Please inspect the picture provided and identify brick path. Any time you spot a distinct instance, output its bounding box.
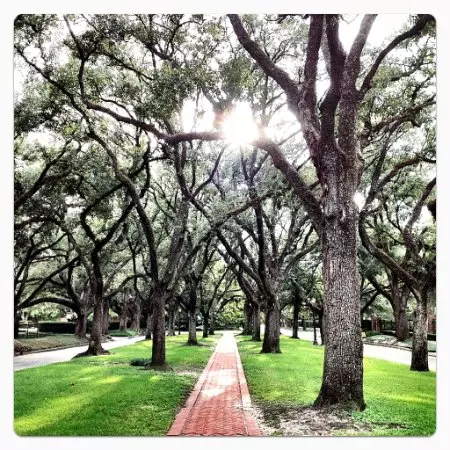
[167,331,262,436]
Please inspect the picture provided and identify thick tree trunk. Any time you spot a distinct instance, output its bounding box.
[145,311,153,340]
[261,301,280,353]
[314,197,364,410]
[119,301,128,331]
[252,303,261,341]
[102,298,110,335]
[410,290,429,371]
[209,312,215,335]
[167,298,176,336]
[148,284,168,368]
[202,313,209,338]
[243,300,254,335]
[129,310,138,332]
[187,309,198,345]
[394,305,409,342]
[390,274,410,342]
[81,282,108,356]
[292,299,300,339]
[75,311,88,338]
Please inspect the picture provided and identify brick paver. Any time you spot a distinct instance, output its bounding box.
[167,331,262,436]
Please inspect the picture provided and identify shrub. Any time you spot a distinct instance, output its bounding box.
[108,321,121,331]
[109,329,140,337]
[38,322,76,334]
[364,330,381,338]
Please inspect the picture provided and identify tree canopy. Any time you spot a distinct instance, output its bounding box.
[14,14,435,409]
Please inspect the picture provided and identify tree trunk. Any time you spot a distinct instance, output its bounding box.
[313,314,318,345]
[202,312,209,338]
[209,312,215,335]
[129,297,141,332]
[14,308,21,339]
[167,298,176,336]
[410,289,429,371]
[390,273,410,342]
[102,298,110,335]
[314,197,364,410]
[135,296,142,333]
[148,283,168,368]
[243,300,254,335]
[81,278,108,356]
[261,301,280,353]
[119,300,128,331]
[129,310,138,332]
[292,299,300,339]
[252,303,261,341]
[318,312,324,345]
[75,311,88,338]
[394,305,409,342]
[187,309,198,345]
[145,311,153,340]
[302,316,307,331]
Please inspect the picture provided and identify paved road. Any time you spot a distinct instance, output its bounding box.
[280,327,436,371]
[14,336,145,371]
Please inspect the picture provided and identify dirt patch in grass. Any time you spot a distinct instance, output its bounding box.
[251,402,407,436]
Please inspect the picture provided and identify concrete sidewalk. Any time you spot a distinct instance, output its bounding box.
[14,336,145,371]
[167,331,261,436]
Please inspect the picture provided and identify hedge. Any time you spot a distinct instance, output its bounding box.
[37,320,130,334]
[38,322,76,334]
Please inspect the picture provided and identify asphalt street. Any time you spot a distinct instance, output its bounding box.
[14,328,436,372]
[280,327,436,371]
[14,336,145,371]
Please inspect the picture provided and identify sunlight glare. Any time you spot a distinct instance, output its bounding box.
[181,100,195,132]
[354,191,365,211]
[222,102,259,144]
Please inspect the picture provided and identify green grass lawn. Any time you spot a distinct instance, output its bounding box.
[15,334,219,436]
[15,331,140,355]
[237,335,436,436]
[108,329,141,337]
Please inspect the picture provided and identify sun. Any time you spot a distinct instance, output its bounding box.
[222,102,259,144]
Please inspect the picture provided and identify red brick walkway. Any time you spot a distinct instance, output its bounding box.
[167,331,262,436]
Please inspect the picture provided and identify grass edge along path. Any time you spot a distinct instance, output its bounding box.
[237,335,435,436]
[14,334,113,354]
[14,334,220,436]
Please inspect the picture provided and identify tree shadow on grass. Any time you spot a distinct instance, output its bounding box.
[15,363,192,436]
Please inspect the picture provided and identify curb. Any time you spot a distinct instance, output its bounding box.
[14,336,143,356]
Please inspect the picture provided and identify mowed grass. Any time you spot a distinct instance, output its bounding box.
[14,335,101,353]
[15,334,219,436]
[237,335,436,436]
